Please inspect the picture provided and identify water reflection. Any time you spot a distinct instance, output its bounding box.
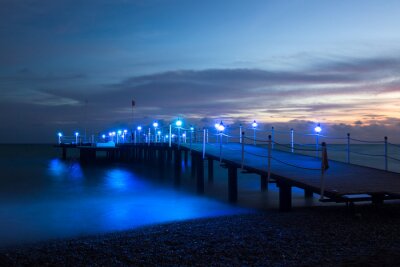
[105,169,146,191]
[0,151,250,247]
[48,159,83,180]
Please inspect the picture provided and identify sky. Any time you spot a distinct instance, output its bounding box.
[0,0,399,143]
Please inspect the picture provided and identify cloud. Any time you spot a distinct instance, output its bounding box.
[95,55,399,125]
[1,54,400,142]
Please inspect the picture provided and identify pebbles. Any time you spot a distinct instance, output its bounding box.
[1,204,400,266]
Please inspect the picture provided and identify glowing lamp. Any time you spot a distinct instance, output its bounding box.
[117,130,122,135]
[75,132,79,137]
[112,131,116,136]
[137,126,142,131]
[252,120,258,128]
[182,133,186,137]
[176,119,182,127]
[109,132,112,137]
[123,129,128,134]
[314,123,322,133]
[165,135,169,138]
[157,130,161,135]
[153,122,158,128]
[102,134,106,139]
[58,132,62,137]
[218,121,225,132]
[190,126,194,131]
[214,123,220,130]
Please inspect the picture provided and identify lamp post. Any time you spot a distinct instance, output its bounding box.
[214,123,220,143]
[123,129,128,143]
[252,120,257,146]
[75,132,79,145]
[217,121,225,163]
[176,118,182,149]
[117,130,122,144]
[157,130,161,143]
[190,126,194,150]
[153,121,158,142]
[58,132,62,144]
[137,126,142,143]
[314,123,322,157]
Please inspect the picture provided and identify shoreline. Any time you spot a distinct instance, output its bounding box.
[1,204,400,266]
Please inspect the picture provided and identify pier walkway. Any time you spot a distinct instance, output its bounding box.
[183,142,400,210]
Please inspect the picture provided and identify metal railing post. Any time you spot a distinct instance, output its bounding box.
[320,142,327,200]
[384,136,388,171]
[219,132,222,164]
[148,128,151,146]
[190,130,193,151]
[202,128,206,159]
[239,124,242,144]
[241,132,245,170]
[291,128,294,153]
[347,133,350,164]
[271,127,275,150]
[169,124,172,148]
[253,127,256,146]
[267,135,272,185]
[178,127,181,149]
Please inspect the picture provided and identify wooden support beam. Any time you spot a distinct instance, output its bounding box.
[208,158,214,182]
[174,148,182,186]
[167,148,172,162]
[228,165,238,203]
[304,189,313,198]
[260,174,268,192]
[191,152,196,178]
[184,150,188,165]
[62,147,67,160]
[278,181,292,212]
[196,153,204,194]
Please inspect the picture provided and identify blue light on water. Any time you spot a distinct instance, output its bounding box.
[105,169,145,191]
[48,159,83,180]
[48,159,65,177]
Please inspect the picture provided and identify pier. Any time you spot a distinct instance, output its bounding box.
[56,125,400,211]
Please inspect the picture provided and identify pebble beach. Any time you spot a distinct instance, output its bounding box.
[1,203,400,267]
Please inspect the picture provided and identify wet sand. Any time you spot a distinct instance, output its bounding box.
[1,204,400,266]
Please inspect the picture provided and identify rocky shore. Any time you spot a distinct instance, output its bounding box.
[1,204,400,266]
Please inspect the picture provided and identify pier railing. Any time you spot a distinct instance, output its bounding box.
[58,122,399,172]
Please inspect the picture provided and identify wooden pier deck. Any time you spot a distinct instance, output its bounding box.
[183,143,400,209]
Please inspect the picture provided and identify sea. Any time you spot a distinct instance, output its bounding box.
[0,143,398,247]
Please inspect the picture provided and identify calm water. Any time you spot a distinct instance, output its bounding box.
[0,145,254,247]
[3,143,392,247]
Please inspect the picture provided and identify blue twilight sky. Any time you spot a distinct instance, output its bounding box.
[0,0,400,143]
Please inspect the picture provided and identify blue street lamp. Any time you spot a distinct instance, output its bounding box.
[252,120,258,145]
[58,132,62,144]
[137,126,142,143]
[176,118,182,148]
[75,132,79,144]
[314,123,322,133]
[314,123,322,157]
[153,121,158,142]
[217,121,225,132]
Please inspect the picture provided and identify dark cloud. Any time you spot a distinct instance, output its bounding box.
[1,55,400,143]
